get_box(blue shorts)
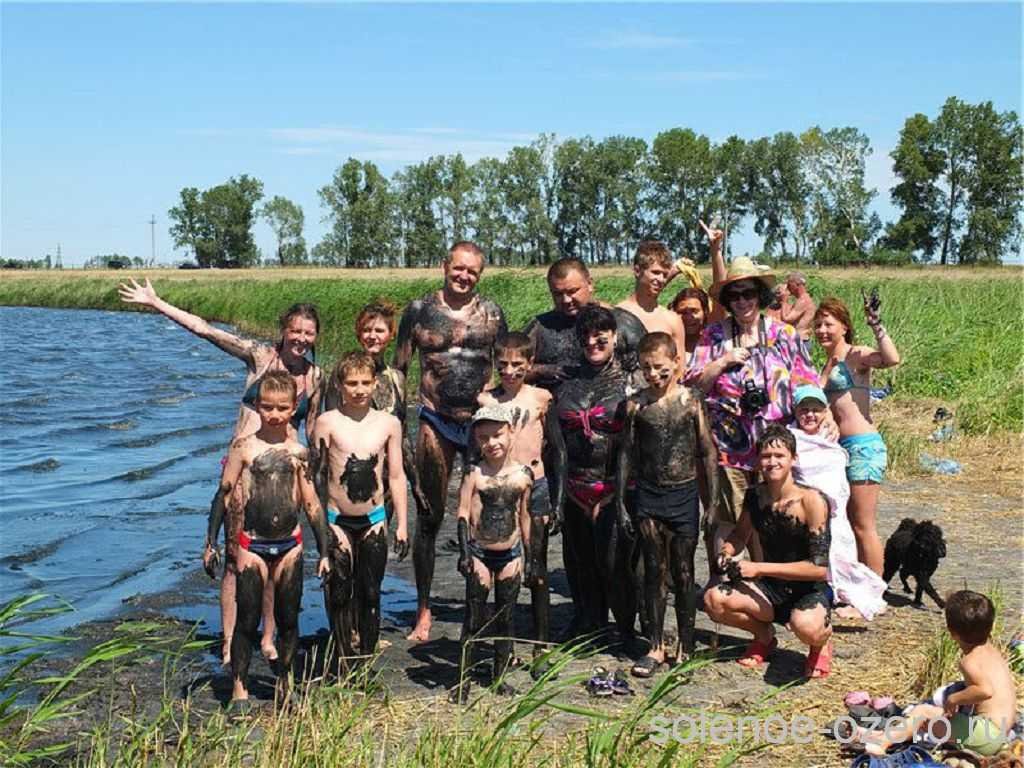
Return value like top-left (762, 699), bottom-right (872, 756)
top-left (418, 406), bottom-right (471, 451)
top-left (840, 432), bottom-right (887, 484)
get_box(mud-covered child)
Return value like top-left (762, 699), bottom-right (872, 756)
top-left (477, 332), bottom-right (554, 672)
top-left (617, 332), bottom-right (719, 677)
top-left (312, 352), bottom-right (409, 666)
top-left (207, 371), bottom-right (330, 704)
top-left (452, 404), bottom-right (533, 699)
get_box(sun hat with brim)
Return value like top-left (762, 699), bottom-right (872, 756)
top-left (471, 404), bottom-right (513, 428)
top-left (709, 257), bottom-right (776, 301)
top-left (793, 385), bottom-right (828, 407)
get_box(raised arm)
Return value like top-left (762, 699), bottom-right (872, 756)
top-left (387, 417), bottom-right (410, 560)
top-left (118, 278), bottom-right (262, 368)
top-left (854, 290), bottom-right (901, 369)
top-left (543, 402), bottom-right (567, 535)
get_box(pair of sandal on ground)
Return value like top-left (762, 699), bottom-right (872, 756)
top-left (586, 666), bottom-right (634, 697)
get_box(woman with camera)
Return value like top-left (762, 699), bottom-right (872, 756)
top-left (691, 254), bottom-right (819, 563)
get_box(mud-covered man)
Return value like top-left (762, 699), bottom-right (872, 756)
top-left (394, 241), bottom-right (507, 642)
top-left (617, 332), bottom-right (720, 678)
top-left (524, 257), bottom-right (647, 394)
top-left (313, 351), bottom-right (409, 667)
top-left (546, 305), bottom-right (638, 643)
top-left (452, 404), bottom-right (533, 700)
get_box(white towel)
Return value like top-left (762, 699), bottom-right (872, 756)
top-left (789, 427), bottom-right (888, 620)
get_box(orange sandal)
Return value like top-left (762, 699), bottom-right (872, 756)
top-left (804, 642), bottom-right (832, 679)
top-left (737, 636), bottom-right (777, 668)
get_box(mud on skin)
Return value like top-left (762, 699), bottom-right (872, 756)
top-left (339, 454), bottom-right (379, 504)
top-left (632, 390), bottom-right (705, 487)
top-left (477, 482), bottom-right (524, 545)
top-left (525, 308), bottom-right (646, 394)
top-left (396, 292), bottom-right (507, 419)
top-left (245, 448), bottom-right (302, 537)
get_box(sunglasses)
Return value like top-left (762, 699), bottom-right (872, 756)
top-left (725, 288), bottom-right (760, 303)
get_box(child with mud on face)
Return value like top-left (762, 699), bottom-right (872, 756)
top-left (312, 352), bottom-right (409, 669)
top-left (617, 332), bottom-right (720, 678)
top-left (211, 371), bottom-right (331, 706)
top-left (477, 332), bottom-right (555, 677)
top-left (450, 404), bottom-right (533, 701)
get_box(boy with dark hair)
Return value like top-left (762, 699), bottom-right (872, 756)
top-left (617, 240), bottom-right (687, 362)
top-left (453, 405), bottom-right (533, 699)
top-left (478, 332), bottom-right (554, 673)
top-left (313, 351), bottom-right (409, 667)
top-left (618, 332), bottom-right (719, 676)
top-left (854, 590), bottom-right (1015, 756)
top-left (703, 424), bottom-right (834, 678)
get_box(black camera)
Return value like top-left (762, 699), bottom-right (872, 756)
top-left (738, 380), bottom-right (769, 414)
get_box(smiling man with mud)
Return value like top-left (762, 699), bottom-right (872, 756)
top-left (394, 241), bottom-right (507, 642)
top-left (313, 351), bottom-right (409, 666)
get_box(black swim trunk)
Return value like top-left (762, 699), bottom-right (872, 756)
top-left (468, 541), bottom-right (522, 573)
top-left (634, 479), bottom-right (699, 538)
top-left (754, 577), bottom-right (833, 626)
top-left (529, 476), bottom-right (551, 519)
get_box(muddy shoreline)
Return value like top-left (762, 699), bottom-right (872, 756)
top-left (13, 473), bottom-right (1024, 766)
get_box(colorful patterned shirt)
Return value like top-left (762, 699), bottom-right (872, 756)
top-left (690, 317), bottom-right (817, 471)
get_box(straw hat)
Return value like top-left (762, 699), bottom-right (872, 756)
top-left (709, 257), bottom-right (776, 302)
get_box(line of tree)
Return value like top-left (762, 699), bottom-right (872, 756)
top-left (167, 97), bottom-right (1022, 268)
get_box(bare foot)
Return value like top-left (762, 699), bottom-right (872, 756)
top-left (406, 609), bottom-right (432, 642)
top-left (836, 605), bottom-right (863, 620)
top-left (261, 640), bottom-right (278, 661)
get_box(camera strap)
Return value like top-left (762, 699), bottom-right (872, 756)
top-left (731, 316), bottom-right (770, 398)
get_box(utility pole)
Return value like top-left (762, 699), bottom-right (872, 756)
top-left (149, 215), bottom-right (156, 264)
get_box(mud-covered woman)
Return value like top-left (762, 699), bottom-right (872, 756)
top-left (546, 305), bottom-right (638, 643)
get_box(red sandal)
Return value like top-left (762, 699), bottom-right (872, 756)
top-left (737, 636), bottom-right (777, 668)
top-left (804, 642), bottom-right (832, 679)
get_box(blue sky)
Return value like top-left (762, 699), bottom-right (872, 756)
top-left (2, 2), bottom-right (1020, 266)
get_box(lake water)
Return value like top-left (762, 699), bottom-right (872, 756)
top-left (0, 306), bottom-right (415, 638)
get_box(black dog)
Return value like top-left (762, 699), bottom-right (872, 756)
top-left (882, 517), bottom-right (947, 608)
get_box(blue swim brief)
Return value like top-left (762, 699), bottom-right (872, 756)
top-left (418, 406), bottom-right (471, 451)
top-left (328, 505), bottom-right (387, 532)
top-left (840, 432), bottom-right (888, 484)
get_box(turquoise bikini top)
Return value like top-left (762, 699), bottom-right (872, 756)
top-left (823, 359), bottom-right (868, 395)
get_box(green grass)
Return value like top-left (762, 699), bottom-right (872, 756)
top-left (0, 597), bottom-right (765, 768)
top-left (1, 269), bottom-right (1021, 434)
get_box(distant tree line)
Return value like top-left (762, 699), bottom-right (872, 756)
top-left (166, 97), bottom-right (1022, 269)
